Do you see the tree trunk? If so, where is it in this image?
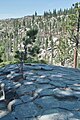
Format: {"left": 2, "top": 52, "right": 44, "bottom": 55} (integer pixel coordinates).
{"left": 24, "top": 46, "right": 27, "bottom": 60}
{"left": 51, "top": 48, "right": 54, "bottom": 64}
{"left": 73, "top": 10, "right": 80, "bottom": 68}
{"left": 61, "top": 60, "right": 65, "bottom": 66}
{"left": 73, "top": 48, "right": 77, "bottom": 68}
{"left": 20, "top": 53, "right": 24, "bottom": 79}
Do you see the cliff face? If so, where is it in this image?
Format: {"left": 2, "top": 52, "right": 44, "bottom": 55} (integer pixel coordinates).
{"left": 0, "top": 63, "right": 80, "bottom": 119}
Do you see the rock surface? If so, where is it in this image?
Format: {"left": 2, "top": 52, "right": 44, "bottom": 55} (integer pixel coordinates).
{"left": 0, "top": 63, "right": 80, "bottom": 120}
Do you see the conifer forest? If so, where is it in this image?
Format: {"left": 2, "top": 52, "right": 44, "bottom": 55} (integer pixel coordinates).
{"left": 0, "top": 3, "right": 80, "bottom": 68}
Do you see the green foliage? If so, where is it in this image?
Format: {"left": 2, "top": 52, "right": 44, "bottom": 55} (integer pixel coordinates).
{"left": 0, "top": 58, "right": 3, "bottom": 63}
{"left": 0, "top": 3, "right": 80, "bottom": 67}
{"left": 0, "top": 43, "right": 4, "bottom": 63}
{"left": 23, "top": 29, "right": 38, "bottom": 60}
{"left": 29, "top": 45, "right": 40, "bottom": 57}
{"left": 0, "top": 61, "right": 18, "bottom": 67}
{"left": 27, "top": 29, "right": 38, "bottom": 40}
{"left": 55, "top": 37, "right": 74, "bottom": 66}
{"left": 14, "top": 51, "right": 24, "bottom": 62}
{"left": 53, "top": 9, "right": 57, "bottom": 17}
{"left": 25, "top": 58, "right": 47, "bottom": 64}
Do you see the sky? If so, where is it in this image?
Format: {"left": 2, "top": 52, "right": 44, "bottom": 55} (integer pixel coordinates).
{"left": 0, "top": 0, "right": 80, "bottom": 19}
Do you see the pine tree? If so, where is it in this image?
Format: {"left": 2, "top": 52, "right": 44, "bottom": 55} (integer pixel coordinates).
{"left": 68, "top": 2, "right": 80, "bottom": 68}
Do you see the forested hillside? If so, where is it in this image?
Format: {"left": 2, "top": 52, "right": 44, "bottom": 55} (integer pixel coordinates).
{"left": 0, "top": 3, "right": 80, "bottom": 68}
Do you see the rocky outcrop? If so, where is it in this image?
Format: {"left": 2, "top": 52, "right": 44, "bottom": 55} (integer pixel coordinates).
{"left": 0, "top": 64, "right": 80, "bottom": 120}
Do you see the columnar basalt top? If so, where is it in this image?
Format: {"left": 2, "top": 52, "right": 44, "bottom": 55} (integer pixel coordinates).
{"left": 0, "top": 63, "right": 80, "bottom": 120}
